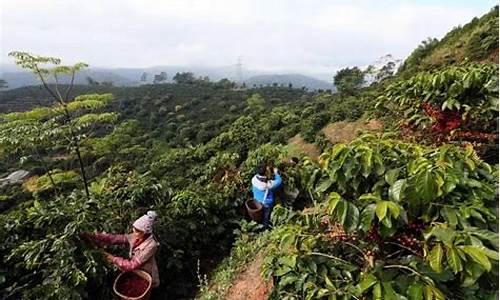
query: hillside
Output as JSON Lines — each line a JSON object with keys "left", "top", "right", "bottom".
{"left": 398, "top": 6, "right": 498, "bottom": 76}
{"left": 0, "top": 5, "right": 498, "bottom": 300}
{"left": 196, "top": 7, "right": 499, "bottom": 300}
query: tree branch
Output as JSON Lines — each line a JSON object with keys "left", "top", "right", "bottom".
{"left": 308, "top": 252, "right": 352, "bottom": 265}
{"left": 34, "top": 65, "right": 61, "bottom": 104}
{"left": 53, "top": 73, "right": 64, "bottom": 101}
{"left": 64, "top": 70, "right": 76, "bottom": 102}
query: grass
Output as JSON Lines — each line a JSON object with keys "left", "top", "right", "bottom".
{"left": 196, "top": 220, "right": 271, "bottom": 300}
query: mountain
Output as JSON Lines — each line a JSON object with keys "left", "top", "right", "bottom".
{"left": 1, "top": 64, "right": 334, "bottom": 91}
{"left": 1, "top": 69, "right": 134, "bottom": 89}
{"left": 244, "top": 74, "right": 334, "bottom": 90}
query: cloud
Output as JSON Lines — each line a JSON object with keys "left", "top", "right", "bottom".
{"left": 1, "top": 0, "right": 496, "bottom": 78}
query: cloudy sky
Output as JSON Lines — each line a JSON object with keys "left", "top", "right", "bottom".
{"left": 0, "top": 0, "right": 497, "bottom": 77}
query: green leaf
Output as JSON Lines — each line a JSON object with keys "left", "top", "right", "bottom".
{"left": 278, "top": 255, "right": 297, "bottom": 268}
{"left": 462, "top": 261, "right": 485, "bottom": 287}
{"left": 440, "top": 207, "right": 458, "bottom": 227}
{"left": 381, "top": 216, "right": 393, "bottom": 228}
{"left": 359, "top": 204, "right": 376, "bottom": 232}
{"left": 423, "top": 285, "right": 433, "bottom": 300}
{"left": 316, "top": 177, "right": 333, "bottom": 193}
{"left": 385, "top": 168, "right": 402, "bottom": 185}
{"left": 376, "top": 201, "right": 388, "bottom": 221}
{"left": 424, "top": 226, "right": 456, "bottom": 245}
{"left": 361, "top": 149, "right": 373, "bottom": 178}
{"left": 381, "top": 282, "right": 402, "bottom": 300}
{"left": 415, "top": 172, "right": 436, "bottom": 202}
{"left": 461, "top": 245, "right": 491, "bottom": 271}
{"left": 472, "top": 245, "right": 498, "bottom": 260}
{"left": 331, "top": 143, "right": 347, "bottom": 160}
{"left": 467, "top": 229, "right": 499, "bottom": 250}
{"left": 358, "top": 274, "right": 377, "bottom": 293}
{"left": 446, "top": 246, "right": 463, "bottom": 274}
{"left": 325, "top": 274, "right": 335, "bottom": 289}
{"left": 373, "top": 283, "right": 382, "bottom": 300}
{"left": 342, "top": 202, "right": 360, "bottom": 233}
{"left": 307, "top": 259, "right": 317, "bottom": 273}
{"left": 386, "top": 202, "right": 400, "bottom": 218}
{"left": 407, "top": 282, "right": 423, "bottom": 300}
{"left": 443, "top": 176, "right": 457, "bottom": 194}
{"left": 280, "top": 274, "right": 298, "bottom": 287}
{"left": 389, "top": 179, "right": 407, "bottom": 202}
{"left": 465, "top": 158, "right": 476, "bottom": 171}
{"left": 280, "top": 233, "right": 296, "bottom": 249}
{"left": 274, "top": 266, "right": 292, "bottom": 276}
{"left": 327, "top": 192, "right": 341, "bottom": 215}
{"left": 428, "top": 243, "right": 444, "bottom": 273}
{"left": 359, "top": 193, "right": 381, "bottom": 202}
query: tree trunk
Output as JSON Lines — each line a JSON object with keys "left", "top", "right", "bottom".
{"left": 74, "top": 143, "right": 90, "bottom": 199}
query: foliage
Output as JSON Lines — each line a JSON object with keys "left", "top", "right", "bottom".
{"left": 1, "top": 9, "right": 499, "bottom": 298}
{"left": 246, "top": 93, "right": 266, "bottom": 112}
{"left": 23, "top": 169, "right": 79, "bottom": 194}
{"left": 4, "top": 52, "right": 117, "bottom": 198}
{"left": 377, "top": 63, "right": 498, "bottom": 142}
{"left": 173, "top": 72, "right": 197, "bottom": 84}
{"left": 0, "top": 166, "right": 168, "bottom": 299}
{"left": 196, "top": 220, "right": 272, "bottom": 300}
{"left": 261, "top": 135, "right": 498, "bottom": 299}
{"left": 399, "top": 38, "right": 440, "bottom": 75}
{"left": 333, "top": 67, "right": 365, "bottom": 95}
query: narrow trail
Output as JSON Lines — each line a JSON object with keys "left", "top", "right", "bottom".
{"left": 224, "top": 252, "right": 273, "bottom": 300}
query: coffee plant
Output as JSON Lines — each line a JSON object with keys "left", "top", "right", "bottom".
{"left": 262, "top": 135, "right": 498, "bottom": 300}
{"left": 376, "top": 63, "right": 498, "bottom": 143}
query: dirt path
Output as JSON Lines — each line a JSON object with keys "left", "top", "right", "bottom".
{"left": 224, "top": 253, "right": 273, "bottom": 300}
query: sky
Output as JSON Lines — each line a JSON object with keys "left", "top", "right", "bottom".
{"left": 0, "top": 0, "right": 497, "bottom": 78}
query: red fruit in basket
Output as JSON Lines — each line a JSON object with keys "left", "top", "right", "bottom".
{"left": 116, "top": 273, "right": 149, "bottom": 298}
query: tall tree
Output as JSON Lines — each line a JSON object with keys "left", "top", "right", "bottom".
{"left": 333, "top": 67, "right": 365, "bottom": 95}
{"left": 153, "top": 71, "right": 167, "bottom": 84}
{"left": 86, "top": 76, "right": 99, "bottom": 86}
{"left": 5, "top": 51, "right": 116, "bottom": 198}
{"left": 173, "top": 72, "right": 196, "bottom": 84}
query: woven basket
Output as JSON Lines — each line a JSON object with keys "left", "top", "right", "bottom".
{"left": 113, "top": 270, "right": 152, "bottom": 300}
{"left": 245, "top": 199, "right": 263, "bottom": 222}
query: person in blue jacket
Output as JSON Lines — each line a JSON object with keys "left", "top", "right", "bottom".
{"left": 252, "top": 165, "right": 282, "bottom": 229}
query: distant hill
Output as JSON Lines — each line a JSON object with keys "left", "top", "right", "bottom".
{"left": 1, "top": 64, "right": 336, "bottom": 91}
{"left": 1, "top": 69, "right": 135, "bottom": 89}
{"left": 244, "top": 74, "right": 334, "bottom": 91}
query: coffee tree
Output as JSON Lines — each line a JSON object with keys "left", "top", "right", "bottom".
{"left": 263, "top": 135, "right": 498, "bottom": 299}
{"left": 2, "top": 52, "right": 117, "bottom": 197}
{"left": 376, "top": 63, "right": 498, "bottom": 143}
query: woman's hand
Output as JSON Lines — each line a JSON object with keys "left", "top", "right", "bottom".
{"left": 102, "top": 251, "right": 114, "bottom": 263}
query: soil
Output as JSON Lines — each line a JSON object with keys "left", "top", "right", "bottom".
{"left": 225, "top": 253, "right": 273, "bottom": 300}
{"left": 322, "top": 119, "right": 383, "bottom": 144}
{"left": 287, "top": 135, "right": 320, "bottom": 159}
{"left": 490, "top": 47, "right": 498, "bottom": 64}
